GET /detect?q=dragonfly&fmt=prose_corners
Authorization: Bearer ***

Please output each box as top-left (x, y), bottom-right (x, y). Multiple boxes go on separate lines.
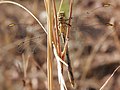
top-left (57, 10), bottom-right (75, 87)
top-left (56, 2), bottom-right (115, 87)
top-left (1, 2), bottom-right (113, 51)
top-left (0, 1), bottom-right (114, 87)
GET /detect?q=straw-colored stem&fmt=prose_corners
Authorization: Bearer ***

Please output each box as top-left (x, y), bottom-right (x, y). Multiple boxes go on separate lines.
top-left (100, 65), bottom-right (120, 90)
top-left (45, 0), bottom-right (53, 90)
top-left (52, 0), bottom-right (61, 55)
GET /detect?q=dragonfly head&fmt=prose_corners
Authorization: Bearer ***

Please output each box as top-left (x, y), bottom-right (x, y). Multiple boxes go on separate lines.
top-left (57, 11), bottom-right (66, 20)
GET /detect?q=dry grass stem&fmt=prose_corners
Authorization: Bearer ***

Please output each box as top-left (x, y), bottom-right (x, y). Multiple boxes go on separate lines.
top-left (45, 0), bottom-right (53, 90)
top-left (100, 65), bottom-right (120, 90)
top-left (22, 53), bottom-right (30, 79)
top-left (52, 0), bottom-right (60, 53)
top-left (53, 43), bottom-right (68, 67)
top-left (53, 44), bottom-right (67, 90)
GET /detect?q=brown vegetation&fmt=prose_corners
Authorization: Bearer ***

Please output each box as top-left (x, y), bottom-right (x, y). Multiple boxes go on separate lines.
top-left (0, 0), bottom-right (120, 90)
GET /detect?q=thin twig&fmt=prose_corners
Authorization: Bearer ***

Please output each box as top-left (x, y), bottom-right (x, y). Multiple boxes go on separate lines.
top-left (100, 65), bottom-right (120, 90)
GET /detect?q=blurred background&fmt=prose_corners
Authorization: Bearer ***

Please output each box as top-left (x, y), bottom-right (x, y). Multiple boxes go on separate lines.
top-left (0, 0), bottom-right (120, 90)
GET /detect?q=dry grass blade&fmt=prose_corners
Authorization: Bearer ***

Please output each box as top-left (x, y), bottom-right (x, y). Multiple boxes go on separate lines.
top-left (44, 0), bottom-right (53, 90)
top-left (0, 0), bottom-right (47, 34)
top-left (22, 53), bottom-right (30, 79)
top-left (53, 44), bottom-right (68, 90)
top-left (99, 65), bottom-right (120, 90)
top-left (52, 0), bottom-right (60, 53)
top-left (53, 43), bottom-right (68, 67)
top-left (21, 53), bottom-right (31, 88)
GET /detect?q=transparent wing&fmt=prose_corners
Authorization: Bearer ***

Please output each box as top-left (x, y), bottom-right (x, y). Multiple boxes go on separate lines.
top-left (0, 3), bottom-right (114, 57)
top-left (0, 23), bottom-right (46, 54)
top-left (0, 2), bottom-right (114, 58)
top-left (0, 3), bottom-right (114, 54)
top-left (70, 3), bottom-right (114, 39)
top-left (0, 22), bottom-right (47, 69)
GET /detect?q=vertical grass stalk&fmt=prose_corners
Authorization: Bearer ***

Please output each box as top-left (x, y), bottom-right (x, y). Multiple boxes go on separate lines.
top-left (45, 0), bottom-right (53, 90)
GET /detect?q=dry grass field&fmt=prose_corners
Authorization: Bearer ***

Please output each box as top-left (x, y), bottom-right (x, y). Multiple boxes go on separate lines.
top-left (0, 0), bottom-right (120, 90)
